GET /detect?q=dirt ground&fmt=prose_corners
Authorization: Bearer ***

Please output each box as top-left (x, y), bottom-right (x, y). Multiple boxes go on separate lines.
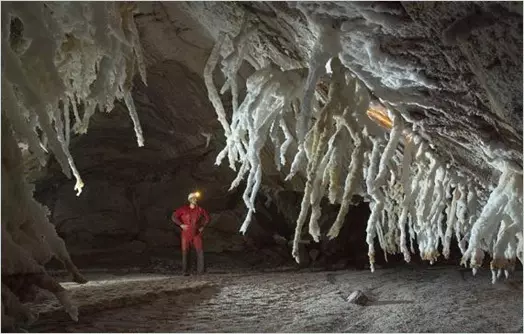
top-left (25, 263), bottom-right (523, 333)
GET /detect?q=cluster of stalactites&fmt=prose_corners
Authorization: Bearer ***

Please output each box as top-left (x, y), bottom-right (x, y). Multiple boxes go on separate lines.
top-left (2, 2), bottom-right (147, 197)
top-left (1, 2), bottom-right (147, 327)
top-left (364, 127), bottom-right (523, 282)
top-left (203, 13), bottom-right (523, 281)
top-left (204, 20), bottom-right (310, 235)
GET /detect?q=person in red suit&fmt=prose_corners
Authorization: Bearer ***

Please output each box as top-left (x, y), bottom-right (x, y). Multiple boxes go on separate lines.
top-left (172, 191), bottom-right (210, 275)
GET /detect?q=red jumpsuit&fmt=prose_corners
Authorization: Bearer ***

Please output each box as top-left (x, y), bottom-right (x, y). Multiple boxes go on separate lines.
top-left (172, 205), bottom-right (210, 251)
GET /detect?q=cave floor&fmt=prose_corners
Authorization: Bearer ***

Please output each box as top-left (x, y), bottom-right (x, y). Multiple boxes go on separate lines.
top-left (29, 266), bottom-right (522, 333)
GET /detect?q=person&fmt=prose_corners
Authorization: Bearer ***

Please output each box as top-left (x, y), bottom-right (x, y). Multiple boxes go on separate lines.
top-left (171, 191), bottom-right (210, 275)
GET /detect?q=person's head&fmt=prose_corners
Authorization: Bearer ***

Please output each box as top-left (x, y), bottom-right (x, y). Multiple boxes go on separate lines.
top-left (187, 191), bottom-right (201, 206)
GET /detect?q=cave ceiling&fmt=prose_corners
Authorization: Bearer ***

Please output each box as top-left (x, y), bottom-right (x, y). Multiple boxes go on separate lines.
top-left (135, 1), bottom-right (523, 189)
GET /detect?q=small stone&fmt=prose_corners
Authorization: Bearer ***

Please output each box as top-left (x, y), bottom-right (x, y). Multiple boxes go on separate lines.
top-left (346, 290), bottom-right (368, 305)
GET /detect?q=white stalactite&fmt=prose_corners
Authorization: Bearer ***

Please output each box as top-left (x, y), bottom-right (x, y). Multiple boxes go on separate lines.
top-left (327, 111), bottom-right (365, 240)
top-left (463, 164), bottom-right (517, 264)
top-left (371, 108), bottom-right (404, 192)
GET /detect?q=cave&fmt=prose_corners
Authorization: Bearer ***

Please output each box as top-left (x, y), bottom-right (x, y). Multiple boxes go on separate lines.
top-left (1, 1), bottom-right (523, 333)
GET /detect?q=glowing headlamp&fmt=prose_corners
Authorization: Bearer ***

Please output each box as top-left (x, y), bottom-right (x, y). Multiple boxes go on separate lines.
top-left (188, 191), bottom-right (202, 201)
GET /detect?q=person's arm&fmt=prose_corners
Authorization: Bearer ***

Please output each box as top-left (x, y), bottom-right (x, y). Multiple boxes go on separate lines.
top-left (171, 209), bottom-right (181, 226)
top-left (172, 208), bottom-right (186, 230)
top-left (198, 208), bottom-right (210, 232)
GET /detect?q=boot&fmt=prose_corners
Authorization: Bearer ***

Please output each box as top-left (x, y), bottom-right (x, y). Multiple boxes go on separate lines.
top-left (196, 250), bottom-right (205, 275)
top-left (182, 251), bottom-right (190, 276)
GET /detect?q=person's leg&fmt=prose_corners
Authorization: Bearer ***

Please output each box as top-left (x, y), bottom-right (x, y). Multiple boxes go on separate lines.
top-left (194, 235), bottom-right (205, 274)
top-left (181, 234), bottom-right (190, 276)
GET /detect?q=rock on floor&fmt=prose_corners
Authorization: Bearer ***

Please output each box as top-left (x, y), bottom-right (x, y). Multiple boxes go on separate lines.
top-left (346, 290), bottom-right (368, 305)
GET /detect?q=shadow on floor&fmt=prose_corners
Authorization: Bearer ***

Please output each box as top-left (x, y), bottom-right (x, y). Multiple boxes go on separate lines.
top-left (367, 300), bottom-right (414, 306)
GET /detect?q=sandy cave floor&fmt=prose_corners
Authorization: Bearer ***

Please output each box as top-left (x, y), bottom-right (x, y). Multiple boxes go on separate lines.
top-left (28, 266), bottom-right (522, 333)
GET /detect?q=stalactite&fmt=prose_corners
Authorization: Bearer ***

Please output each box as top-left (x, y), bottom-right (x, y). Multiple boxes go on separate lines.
top-left (371, 108), bottom-right (404, 192)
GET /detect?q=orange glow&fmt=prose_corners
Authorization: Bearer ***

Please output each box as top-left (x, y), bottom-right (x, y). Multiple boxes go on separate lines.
top-left (366, 104), bottom-right (414, 145)
top-left (366, 107), bottom-right (393, 129)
